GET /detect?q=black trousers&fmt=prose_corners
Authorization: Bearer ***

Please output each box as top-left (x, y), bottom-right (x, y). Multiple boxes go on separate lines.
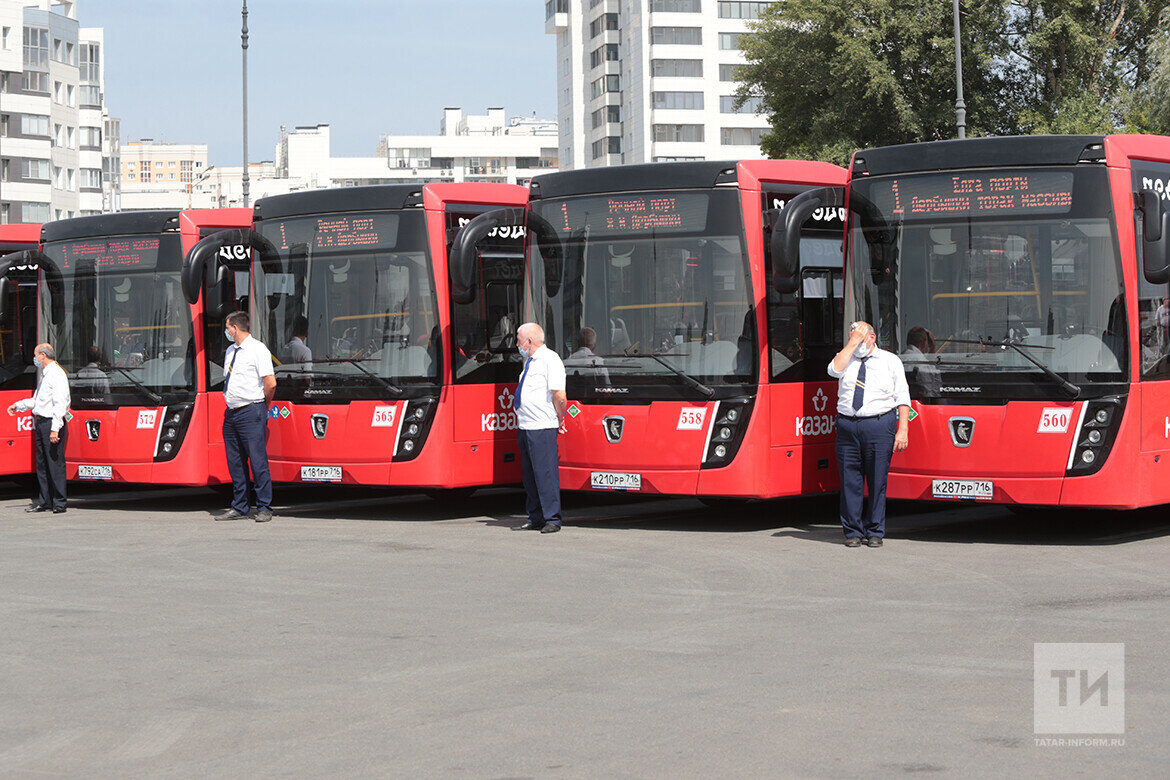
top-left (34, 415), bottom-right (67, 509)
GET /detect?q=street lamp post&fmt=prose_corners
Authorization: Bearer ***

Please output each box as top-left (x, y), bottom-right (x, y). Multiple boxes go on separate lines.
top-left (953, 0), bottom-right (966, 139)
top-left (242, 0), bottom-right (250, 207)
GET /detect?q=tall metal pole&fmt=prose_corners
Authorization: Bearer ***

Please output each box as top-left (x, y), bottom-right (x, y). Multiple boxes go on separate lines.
top-left (953, 0), bottom-right (966, 139)
top-left (242, 0), bottom-right (250, 206)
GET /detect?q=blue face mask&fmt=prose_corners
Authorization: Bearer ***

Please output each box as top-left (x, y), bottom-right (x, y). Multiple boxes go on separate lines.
top-left (518, 345), bottom-right (530, 359)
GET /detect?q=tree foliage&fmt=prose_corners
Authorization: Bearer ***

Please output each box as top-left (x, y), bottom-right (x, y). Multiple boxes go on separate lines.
top-left (737, 0), bottom-right (1170, 163)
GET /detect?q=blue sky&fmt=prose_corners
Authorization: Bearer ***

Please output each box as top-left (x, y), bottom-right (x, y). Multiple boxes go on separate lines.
top-left (84, 0), bottom-right (557, 165)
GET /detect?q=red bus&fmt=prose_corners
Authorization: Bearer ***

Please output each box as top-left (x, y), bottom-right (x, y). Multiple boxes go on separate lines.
top-left (816, 133), bottom-right (1170, 509)
top-left (183, 183), bottom-right (529, 493)
top-left (452, 160), bottom-right (848, 499)
top-left (0, 224), bottom-right (52, 478)
top-left (36, 208), bottom-right (254, 485)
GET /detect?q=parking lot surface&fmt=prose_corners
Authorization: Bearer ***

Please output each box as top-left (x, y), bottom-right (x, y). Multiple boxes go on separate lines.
top-left (1, 484), bottom-right (1167, 777)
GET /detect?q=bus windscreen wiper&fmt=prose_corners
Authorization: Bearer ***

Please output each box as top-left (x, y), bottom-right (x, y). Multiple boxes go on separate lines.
top-left (598, 351), bottom-right (716, 398)
top-left (947, 337), bottom-right (1081, 398)
top-left (302, 358), bottom-right (404, 395)
top-left (104, 366), bottom-right (164, 404)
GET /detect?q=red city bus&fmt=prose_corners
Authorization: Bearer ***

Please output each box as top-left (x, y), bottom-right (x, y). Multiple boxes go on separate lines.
top-left (814, 134), bottom-right (1170, 509)
top-left (36, 208), bottom-right (253, 485)
top-left (183, 183), bottom-right (529, 493)
top-left (453, 160), bottom-right (848, 499)
top-left (0, 224), bottom-right (53, 478)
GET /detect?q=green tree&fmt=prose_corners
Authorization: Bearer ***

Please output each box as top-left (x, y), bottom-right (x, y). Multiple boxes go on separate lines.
top-left (737, 0), bottom-right (1170, 163)
top-left (737, 0), bottom-right (1013, 164)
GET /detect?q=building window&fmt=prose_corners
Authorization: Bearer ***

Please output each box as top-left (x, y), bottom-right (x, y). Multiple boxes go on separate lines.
top-left (718, 1), bottom-right (773, 18)
top-left (24, 203), bottom-right (50, 223)
top-left (590, 13), bottom-right (619, 38)
top-left (591, 105), bottom-right (622, 128)
top-left (651, 59), bottom-right (703, 77)
top-left (592, 136), bottom-right (622, 159)
top-left (80, 126), bottom-right (102, 147)
top-left (65, 41), bottom-right (75, 64)
top-left (719, 32), bottom-right (746, 50)
top-left (24, 28), bottom-right (48, 67)
top-left (20, 114), bottom-right (50, 136)
top-left (651, 27), bottom-right (702, 45)
top-left (653, 91), bottom-right (704, 109)
top-left (653, 124), bottom-right (705, 142)
top-left (66, 126), bottom-right (75, 148)
top-left (22, 159), bottom-right (49, 181)
top-left (80, 43), bottom-right (100, 83)
top-left (53, 81), bottom-right (63, 104)
top-left (591, 74), bottom-right (621, 99)
top-left (720, 95), bottom-right (763, 113)
top-left (66, 84), bottom-right (75, 107)
top-left (52, 38), bottom-right (62, 62)
top-left (590, 43), bottom-right (620, 68)
top-left (545, 0), bottom-right (569, 19)
top-left (81, 168), bottom-right (102, 189)
top-left (650, 0), bottom-right (701, 10)
top-left (22, 71), bottom-right (48, 93)
top-left (168, 161), bottom-right (176, 167)
top-left (80, 85), bottom-right (100, 106)
top-left (719, 63), bottom-right (744, 81)
top-left (721, 127), bottom-right (766, 145)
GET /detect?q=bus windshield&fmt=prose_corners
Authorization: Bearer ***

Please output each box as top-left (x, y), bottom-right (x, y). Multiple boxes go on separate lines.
top-left (846, 165), bottom-right (1126, 399)
top-left (42, 234), bottom-right (194, 406)
top-left (528, 188), bottom-right (754, 398)
top-left (252, 210), bottom-right (440, 400)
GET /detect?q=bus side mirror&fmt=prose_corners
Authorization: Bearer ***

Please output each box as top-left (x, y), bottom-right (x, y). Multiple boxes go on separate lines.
top-left (0, 278), bottom-right (8, 321)
top-left (771, 187), bottom-right (843, 295)
top-left (449, 208), bottom-right (526, 305)
top-left (0, 250), bottom-right (64, 325)
top-left (182, 228), bottom-right (269, 305)
top-left (1138, 189), bottom-right (1170, 283)
top-left (208, 265), bottom-right (237, 319)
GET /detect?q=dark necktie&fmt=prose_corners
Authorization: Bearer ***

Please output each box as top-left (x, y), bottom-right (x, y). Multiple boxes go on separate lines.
top-left (224, 347), bottom-right (239, 394)
top-left (852, 357), bottom-right (869, 412)
top-left (514, 359), bottom-right (531, 410)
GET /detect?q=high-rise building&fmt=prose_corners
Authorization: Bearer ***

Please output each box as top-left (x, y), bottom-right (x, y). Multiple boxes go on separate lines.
top-left (547, 0), bottom-right (774, 169)
top-left (0, 0), bottom-right (118, 222)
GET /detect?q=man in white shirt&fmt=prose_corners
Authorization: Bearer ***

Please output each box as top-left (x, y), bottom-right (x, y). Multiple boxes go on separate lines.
top-left (511, 322), bottom-right (567, 533)
top-left (217, 311), bottom-right (277, 523)
top-left (7, 343), bottom-right (71, 513)
top-left (827, 322), bottom-right (911, 548)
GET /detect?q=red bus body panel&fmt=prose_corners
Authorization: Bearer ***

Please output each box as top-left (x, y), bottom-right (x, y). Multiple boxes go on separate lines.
top-left (0, 224), bottom-right (43, 477)
top-left (66, 209), bottom-right (254, 485)
top-left (872, 134), bottom-right (1170, 509)
top-left (557, 159), bottom-right (848, 499)
top-left (265, 183), bottom-right (528, 488)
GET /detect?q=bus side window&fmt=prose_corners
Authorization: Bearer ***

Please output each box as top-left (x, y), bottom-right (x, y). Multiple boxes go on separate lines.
top-left (1138, 274), bottom-right (1170, 379)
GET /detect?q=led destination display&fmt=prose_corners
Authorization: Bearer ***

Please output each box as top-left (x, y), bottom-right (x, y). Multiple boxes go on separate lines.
top-left (868, 170), bottom-right (1076, 220)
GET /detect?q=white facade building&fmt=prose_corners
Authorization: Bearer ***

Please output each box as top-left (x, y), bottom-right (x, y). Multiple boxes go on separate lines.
top-left (547, 0), bottom-right (773, 169)
top-left (191, 109), bottom-right (558, 208)
top-left (0, 0), bottom-right (118, 222)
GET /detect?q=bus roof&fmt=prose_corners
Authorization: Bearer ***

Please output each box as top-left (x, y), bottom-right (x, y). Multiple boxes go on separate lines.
top-left (850, 135), bottom-right (1107, 176)
top-left (530, 160), bottom-right (740, 199)
top-left (0, 223), bottom-right (43, 244)
top-left (42, 210), bottom-right (180, 243)
top-left (253, 185), bottom-right (425, 220)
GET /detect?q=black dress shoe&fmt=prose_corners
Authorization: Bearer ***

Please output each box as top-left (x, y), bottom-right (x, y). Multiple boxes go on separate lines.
top-left (215, 508), bottom-right (248, 521)
top-left (254, 510), bottom-right (273, 523)
top-left (844, 537), bottom-right (863, 547)
top-left (511, 522), bottom-right (544, 531)
top-left (52, 507), bottom-right (66, 514)
top-left (26, 504), bottom-right (48, 513)
top-left (866, 537), bottom-right (883, 548)
top-left (540, 523), bottom-right (561, 534)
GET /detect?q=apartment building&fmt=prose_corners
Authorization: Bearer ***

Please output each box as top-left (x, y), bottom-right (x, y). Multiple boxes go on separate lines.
top-left (119, 139), bottom-right (208, 210)
top-left (547, 0), bottom-right (774, 169)
top-left (0, 0), bottom-right (118, 222)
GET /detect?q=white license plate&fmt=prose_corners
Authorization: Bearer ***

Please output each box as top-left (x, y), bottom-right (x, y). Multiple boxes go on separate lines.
top-left (77, 464), bottom-right (112, 480)
top-left (300, 465), bottom-right (342, 483)
top-left (590, 471), bottom-right (642, 491)
top-left (932, 478), bottom-right (993, 500)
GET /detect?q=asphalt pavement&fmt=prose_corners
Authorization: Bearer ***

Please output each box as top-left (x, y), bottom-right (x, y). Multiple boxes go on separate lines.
top-left (1, 482), bottom-right (1167, 777)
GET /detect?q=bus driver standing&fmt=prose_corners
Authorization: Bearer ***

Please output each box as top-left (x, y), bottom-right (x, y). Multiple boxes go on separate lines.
top-left (828, 322), bottom-right (910, 547)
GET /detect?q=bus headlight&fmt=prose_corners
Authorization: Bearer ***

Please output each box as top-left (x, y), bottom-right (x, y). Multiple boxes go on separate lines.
top-left (1066, 396), bottom-right (1125, 477)
top-left (393, 397), bottom-right (437, 462)
top-left (703, 398), bottom-right (754, 468)
top-left (154, 403), bottom-right (193, 463)
top-left (1081, 449), bottom-right (1095, 464)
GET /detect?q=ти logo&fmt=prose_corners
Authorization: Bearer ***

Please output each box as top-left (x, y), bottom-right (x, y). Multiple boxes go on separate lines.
top-left (1035, 643), bottom-right (1125, 736)
top-left (498, 387), bottom-right (514, 410)
top-left (812, 388), bottom-right (828, 412)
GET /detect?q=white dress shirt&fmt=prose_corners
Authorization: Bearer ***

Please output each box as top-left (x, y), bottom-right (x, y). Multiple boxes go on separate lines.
top-left (14, 360), bottom-right (71, 432)
top-left (284, 336), bottom-right (312, 364)
top-left (516, 344), bottom-right (566, 431)
top-left (224, 335), bottom-right (275, 410)
top-left (827, 346), bottom-right (911, 417)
